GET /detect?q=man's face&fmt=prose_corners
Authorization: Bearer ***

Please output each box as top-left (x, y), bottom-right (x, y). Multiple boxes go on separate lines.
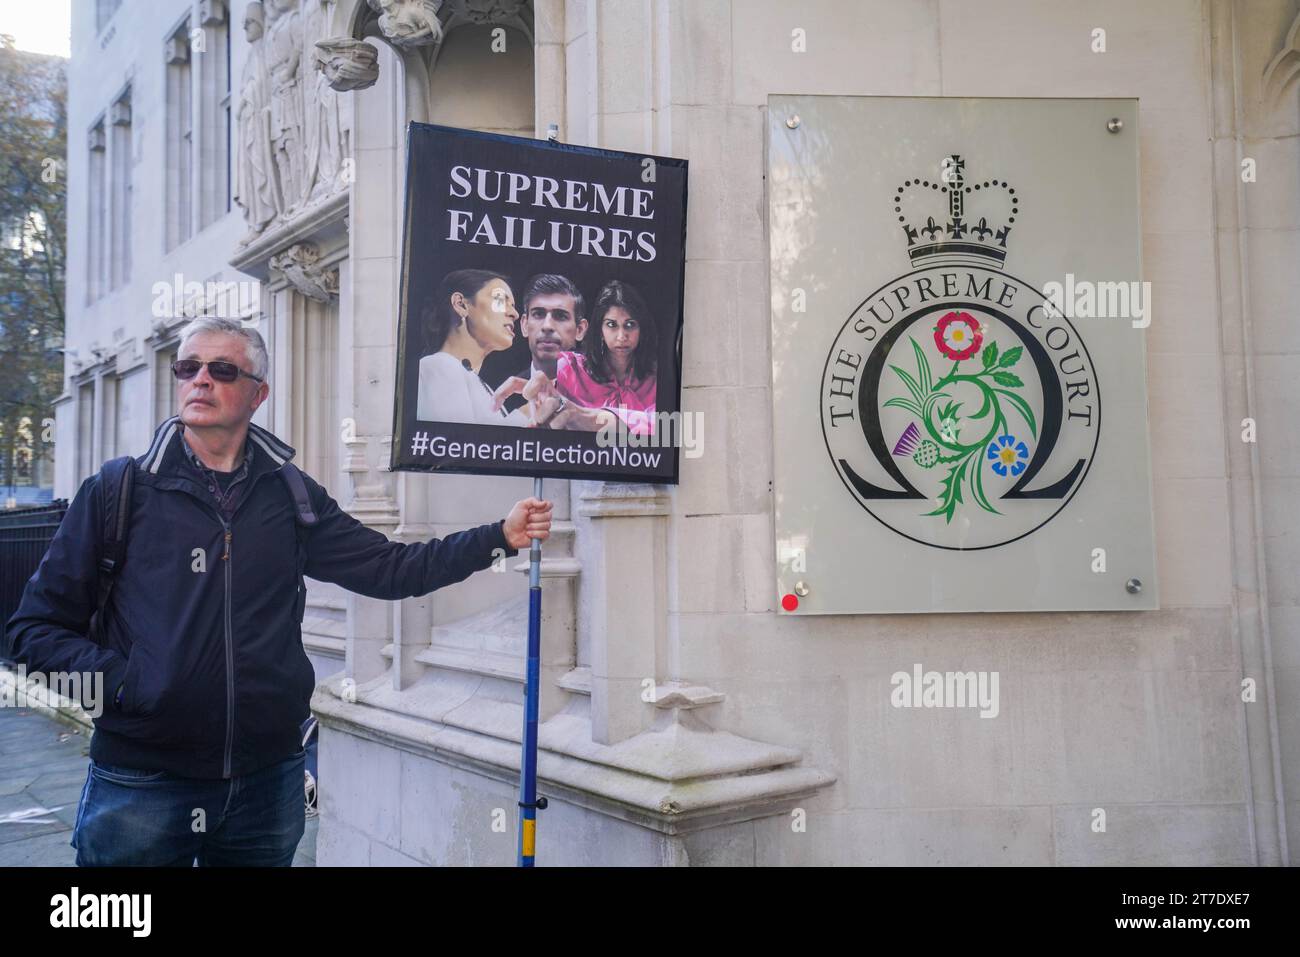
top-left (177, 333), bottom-right (268, 431)
top-left (522, 291), bottom-right (585, 366)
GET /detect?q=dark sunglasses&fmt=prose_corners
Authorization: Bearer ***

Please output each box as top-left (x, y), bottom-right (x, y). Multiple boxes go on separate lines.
top-left (171, 359), bottom-right (264, 383)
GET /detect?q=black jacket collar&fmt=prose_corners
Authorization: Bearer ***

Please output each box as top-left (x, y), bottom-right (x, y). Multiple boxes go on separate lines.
top-left (136, 415), bottom-right (296, 481)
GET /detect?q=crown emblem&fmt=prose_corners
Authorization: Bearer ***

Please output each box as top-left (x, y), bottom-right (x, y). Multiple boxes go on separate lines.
top-left (895, 156), bottom-right (1018, 268)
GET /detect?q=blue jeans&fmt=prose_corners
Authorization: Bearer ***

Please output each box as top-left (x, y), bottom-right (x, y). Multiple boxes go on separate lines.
top-left (71, 750), bottom-right (306, 867)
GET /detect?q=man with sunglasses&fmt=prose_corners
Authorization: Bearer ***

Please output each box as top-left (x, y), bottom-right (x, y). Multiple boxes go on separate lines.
top-left (6, 316), bottom-right (553, 866)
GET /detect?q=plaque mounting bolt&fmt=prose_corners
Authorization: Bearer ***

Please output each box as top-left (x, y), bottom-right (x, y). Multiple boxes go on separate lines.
top-left (1125, 578), bottom-right (1142, 594)
top-left (794, 581), bottom-right (810, 597)
top-left (786, 114), bottom-right (801, 129)
top-left (1107, 117), bottom-right (1124, 134)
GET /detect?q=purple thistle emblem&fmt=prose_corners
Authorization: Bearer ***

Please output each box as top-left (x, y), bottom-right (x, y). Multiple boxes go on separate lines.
top-left (892, 422), bottom-right (921, 457)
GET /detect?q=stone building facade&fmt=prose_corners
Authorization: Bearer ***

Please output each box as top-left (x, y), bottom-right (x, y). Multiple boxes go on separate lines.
top-left (62, 0), bottom-right (1300, 865)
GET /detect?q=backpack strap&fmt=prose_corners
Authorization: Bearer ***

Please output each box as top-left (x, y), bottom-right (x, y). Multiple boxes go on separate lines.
top-left (278, 463), bottom-right (318, 624)
top-left (278, 462), bottom-right (318, 528)
top-left (90, 456), bottom-right (136, 645)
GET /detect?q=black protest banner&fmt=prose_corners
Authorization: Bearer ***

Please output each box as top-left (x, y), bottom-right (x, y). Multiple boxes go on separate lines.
top-left (391, 123), bottom-right (688, 483)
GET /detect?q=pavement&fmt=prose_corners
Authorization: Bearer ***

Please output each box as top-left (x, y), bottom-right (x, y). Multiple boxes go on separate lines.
top-left (0, 703), bottom-right (318, 867)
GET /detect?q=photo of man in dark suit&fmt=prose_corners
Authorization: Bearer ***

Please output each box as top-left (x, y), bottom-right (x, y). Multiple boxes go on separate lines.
top-left (500, 274), bottom-right (588, 414)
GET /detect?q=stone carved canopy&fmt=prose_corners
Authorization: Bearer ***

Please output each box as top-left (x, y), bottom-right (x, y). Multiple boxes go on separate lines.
top-left (358, 0), bottom-right (530, 46)
top-left (231, 0), bottom-right (537, 263)
top-left (317, 0), bottom-right (532, 96)
top-left (361, 0), bottom-right (530, 48)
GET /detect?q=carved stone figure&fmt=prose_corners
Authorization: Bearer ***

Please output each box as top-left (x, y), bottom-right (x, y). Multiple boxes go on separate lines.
top-left (366, 0), bottom-right (444, 48)
top-left (233, 2), bottom-right (280, 234)
top-left (451, 0), bottom-right (528, 24)
top-left (301, 0), bottom-right (347, 205)
top-left (266, 0), bottom-right (306, 214)
top-left (270, 243), bottom-right (339, 302)
top-left (315, 37), bottom-right (380, 92)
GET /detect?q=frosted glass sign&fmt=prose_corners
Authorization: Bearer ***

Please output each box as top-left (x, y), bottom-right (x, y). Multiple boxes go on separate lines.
top-left (769, 96), bottom-right (1158, 614)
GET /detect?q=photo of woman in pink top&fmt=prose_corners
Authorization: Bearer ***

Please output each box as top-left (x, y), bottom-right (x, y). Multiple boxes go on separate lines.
top-left (528, 280), bottom-right (658, 434)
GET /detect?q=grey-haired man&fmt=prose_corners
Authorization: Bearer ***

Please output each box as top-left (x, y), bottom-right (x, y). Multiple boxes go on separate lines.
top-left (7, 316), bottom-right (552, 866)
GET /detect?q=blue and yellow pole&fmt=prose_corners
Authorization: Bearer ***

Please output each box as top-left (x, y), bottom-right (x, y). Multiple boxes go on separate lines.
top-left (517, 475), bottom-right (546, 866)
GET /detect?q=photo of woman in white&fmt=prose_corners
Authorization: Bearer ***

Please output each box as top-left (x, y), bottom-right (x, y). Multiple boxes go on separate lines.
top-left (416, 269), bottom-right (541, 426)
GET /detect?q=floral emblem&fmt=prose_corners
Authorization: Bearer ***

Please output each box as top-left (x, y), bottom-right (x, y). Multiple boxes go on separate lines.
top-left (933, 310), bottom-right (983, 361)
top-left (987, 434), bottom-right (1030, 477)
top-left (886, 327), bottom-right (1037, 523)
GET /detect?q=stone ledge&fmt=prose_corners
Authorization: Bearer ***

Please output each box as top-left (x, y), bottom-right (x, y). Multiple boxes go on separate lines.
top-left (415, 644), bottom-right (524, 683)
top-left (652, 681), bottom-right (725, 709)
top-left (311, 673), bottom-right (834, 834)
top-left (577, 483), bottom-right (672, 518)
top-left (229, 190), bottom-right (349, 280)
top-left (558, 666), bottom-right (591, 695)
top-left (303, 632), bottom-right (347, 658)
top-left (510, 557), bottom-right (583, 577)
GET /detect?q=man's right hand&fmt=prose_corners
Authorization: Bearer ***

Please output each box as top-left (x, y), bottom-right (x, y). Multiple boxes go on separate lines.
top-left (502, 497), bottom-right (553, 549)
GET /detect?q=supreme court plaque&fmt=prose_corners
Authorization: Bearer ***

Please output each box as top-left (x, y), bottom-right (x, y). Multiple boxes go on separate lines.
top-left (769, 96), bottom-right (1158, 613)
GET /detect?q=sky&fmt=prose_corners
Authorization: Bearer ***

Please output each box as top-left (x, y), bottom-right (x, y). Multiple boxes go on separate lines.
top-left (0, 0), bottom-right (72, 57)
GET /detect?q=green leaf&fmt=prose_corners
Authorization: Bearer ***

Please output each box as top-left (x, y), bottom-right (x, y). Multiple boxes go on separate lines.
top-left (910, 337), bottom-right (933, 395)
top-left (982, 341), bottom-right (998, 370)
top-left (923, 459), bottom-right (967, 524)
top-left (994, 388), bottom-right (1038, 439)
top-left (889, 364), bottom-right (924, 404)
top-left (998, 345), bottom-right (1023, 368)
top-left (970, 449), bottom-right (1001, 514)
top-left (923, 391), bottom-right (950, 419)
top-left (991, 371), bottom-right (1023, 388)
top-left (883, 396), bottom-right (923, 417)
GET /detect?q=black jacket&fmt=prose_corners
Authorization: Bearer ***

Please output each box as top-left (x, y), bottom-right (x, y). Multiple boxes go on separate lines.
top-left (6, 416), bottom-right (517, 779)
